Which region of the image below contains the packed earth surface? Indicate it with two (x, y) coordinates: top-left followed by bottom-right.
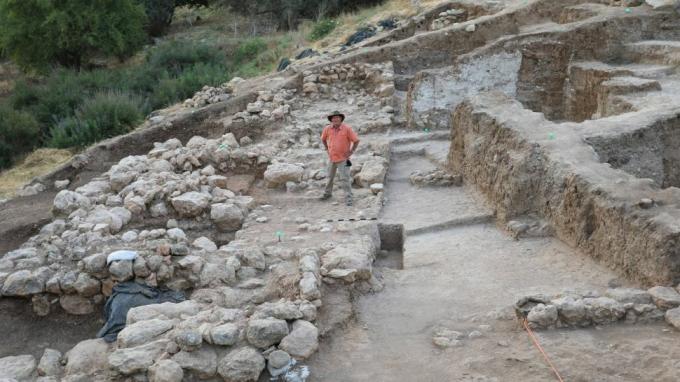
(3, 0), (680, 381)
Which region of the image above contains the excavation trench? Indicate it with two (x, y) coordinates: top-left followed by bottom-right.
(307, 135), (680, 381)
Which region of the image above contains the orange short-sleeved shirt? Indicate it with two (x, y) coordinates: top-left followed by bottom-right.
(321, 123), (359, 163)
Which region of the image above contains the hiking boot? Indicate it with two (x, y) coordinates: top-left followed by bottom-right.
(345, 198), (353, 206)
(319, 194), (331, 201)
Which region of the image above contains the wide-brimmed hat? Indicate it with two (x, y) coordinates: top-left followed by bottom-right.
(327, 111), (345, 122)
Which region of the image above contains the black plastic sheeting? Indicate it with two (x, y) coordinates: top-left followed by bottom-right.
(344, 27), (376, 46)
(97, 281), (185, 343)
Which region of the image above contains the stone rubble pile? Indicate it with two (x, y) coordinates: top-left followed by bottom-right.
(301, 62), (395, 99)
(183, 77), (244, 109)
(409, 169), (462, 187)
(234, 88), (298, 124)
(516, 286), (680, 330)
(430, 8), (468, 30)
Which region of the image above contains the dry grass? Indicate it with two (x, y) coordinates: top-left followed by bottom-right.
(0, 148), (73, 198)
(314, 0), (448, 49)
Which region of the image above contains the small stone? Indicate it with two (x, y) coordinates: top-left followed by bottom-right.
(465, 23), (476, 32)
(256, 217), (269, 223)
(639, 198), (654, 208)
(369, 183), (384, 195)
(109, 260), (134, 282)
(468, 330), (483, 339)
(60, 295), (93, 315)
(54, 179), (70, 189)
(32, 295), (51, 316)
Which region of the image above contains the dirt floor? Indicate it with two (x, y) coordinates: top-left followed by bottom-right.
(0, 298), (102, 359)
(306, 139), (680, 381)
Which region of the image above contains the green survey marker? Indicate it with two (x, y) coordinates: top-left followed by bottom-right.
(423, 128), (431, 133)
(548, 132), (556, 140)
(275, 231), (284, 242)
(218, 144), (228, 150)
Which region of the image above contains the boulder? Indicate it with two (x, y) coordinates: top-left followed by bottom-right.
(320, 242), (375, 281)
(53, 190), (91, 215)
(172, 347), (217, 379)
(267, 350), (291, 377)
(246, 318), (289, 348)
(583, 297), (626, 324)
(73, 273), (100, 297)
(37, 349), (62, 376)
(648, 286), (680, 309)
(551, 296), (587, 326)
(527, 303), (558, 328)
(211, 203), (245, 232)
(278, 320), (319, 359)
(605, 288), (652, 305)
(149, 359), (184, 382)
(109, 261), (134, 282)
(0, 355), (36, 380)
(217, 347), (265, 382)
(175, 329), (203, 352)
(60, 295), (94, 315)
(665, 307), (680, 329)
(210, 323), (240, 346)
(354, 158), (387, 187)
(2, 269), (49, 296)
(117, 319), (175, 348)
(264, 163), (304, 188)
(193, 237), (217, 252)
(64, 339), (110, 376)
(108, 339), (169, 375)
(171, 192), (211, 217)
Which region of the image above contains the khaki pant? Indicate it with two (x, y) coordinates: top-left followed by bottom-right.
(324, 160), (353, 201)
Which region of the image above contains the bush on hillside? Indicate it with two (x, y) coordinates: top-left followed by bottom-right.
(47, 92), (143, 148)
(309, 19), (338, 41)
(0, 0), (147, 71)
(147, 41), (226, 75)
(0, 106), (40, 168)
(233, 38), (268, 64)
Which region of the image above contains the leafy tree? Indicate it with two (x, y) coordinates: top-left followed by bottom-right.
(0, 0), (147, 71)
(138, 0), (212, 37)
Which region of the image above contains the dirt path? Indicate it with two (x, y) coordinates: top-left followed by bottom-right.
(307, 138), (680, 381)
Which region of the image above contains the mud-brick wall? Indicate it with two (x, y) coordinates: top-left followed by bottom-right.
(447, 100), (680, 285)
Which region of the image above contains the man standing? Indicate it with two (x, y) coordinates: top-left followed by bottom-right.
(320, 111), (360, 206)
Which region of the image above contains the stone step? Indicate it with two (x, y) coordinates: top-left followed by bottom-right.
(624, 40), (680, 66)
(599, 76), (662, 95)
(570, 61), (676, 79)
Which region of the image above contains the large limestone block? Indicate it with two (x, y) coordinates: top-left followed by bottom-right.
(354, 158), (387, 187)
(264, 163), (304, 188)
(0, 355), (37, 380)
(108, 339), (169, 375)
(64, 339), (110, 376)
(278, 320), (319, 359)
(171, 192), (211, 217)
(53, 190), (91, 215)
(117, 319), (175, 348)
(246, 318), (289, 348)
(217, 347), (265, 382)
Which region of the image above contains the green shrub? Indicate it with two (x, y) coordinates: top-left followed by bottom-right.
(48, 92), (143, 148)
(0, 0), (147, 72)
(148, 41), (226, 76)
(309, 19), (338, 41)
(0, 105), (40, 168)
(233, 38), (268, 64)
(149, 62), (230, 109)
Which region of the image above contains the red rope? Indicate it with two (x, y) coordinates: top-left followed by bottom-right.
(522, 319), (566, 382)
